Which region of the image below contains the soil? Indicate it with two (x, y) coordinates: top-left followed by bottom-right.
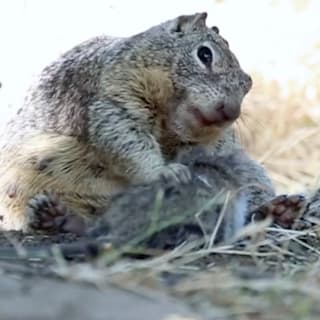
(0, 228), (320, 320)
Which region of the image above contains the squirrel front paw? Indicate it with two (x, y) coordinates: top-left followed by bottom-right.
(154, 163), (192, 184)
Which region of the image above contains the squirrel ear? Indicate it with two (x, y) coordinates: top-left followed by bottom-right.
(211, 26), (220, 34)
(168, 12), (208, 34)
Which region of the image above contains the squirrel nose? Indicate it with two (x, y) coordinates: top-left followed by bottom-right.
(240, 72), (253, 94)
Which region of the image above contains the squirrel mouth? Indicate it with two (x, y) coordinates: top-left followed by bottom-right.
(190, 107), (229, 127)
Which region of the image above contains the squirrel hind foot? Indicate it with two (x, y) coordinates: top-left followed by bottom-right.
(252, 194), (307, 229)
(26, 192), (87, 236)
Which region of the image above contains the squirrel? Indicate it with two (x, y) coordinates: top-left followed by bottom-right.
(0, 12), (304, 235)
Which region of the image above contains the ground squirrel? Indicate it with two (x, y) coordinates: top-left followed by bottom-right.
(0, 12), (304, 235)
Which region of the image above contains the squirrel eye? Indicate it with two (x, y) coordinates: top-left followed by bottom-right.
(197, 46), (213, 67)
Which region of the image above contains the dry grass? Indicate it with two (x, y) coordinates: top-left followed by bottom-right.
(52, 218), (320, 319)
(238, 62), (320, 194)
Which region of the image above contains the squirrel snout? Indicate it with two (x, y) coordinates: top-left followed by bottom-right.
(191, 100), (240, 127)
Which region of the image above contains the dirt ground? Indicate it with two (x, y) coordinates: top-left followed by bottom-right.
(0, 275), (198, 320)
(0, 219), (320, 320)
(0, 232), (198, 320)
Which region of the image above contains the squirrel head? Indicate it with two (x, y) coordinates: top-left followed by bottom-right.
(140, 12), (253, 144)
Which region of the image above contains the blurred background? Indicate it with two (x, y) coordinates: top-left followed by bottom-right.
(0, 0), (319, 193)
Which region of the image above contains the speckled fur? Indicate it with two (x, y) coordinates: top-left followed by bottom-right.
(0, 12), (265, 232)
